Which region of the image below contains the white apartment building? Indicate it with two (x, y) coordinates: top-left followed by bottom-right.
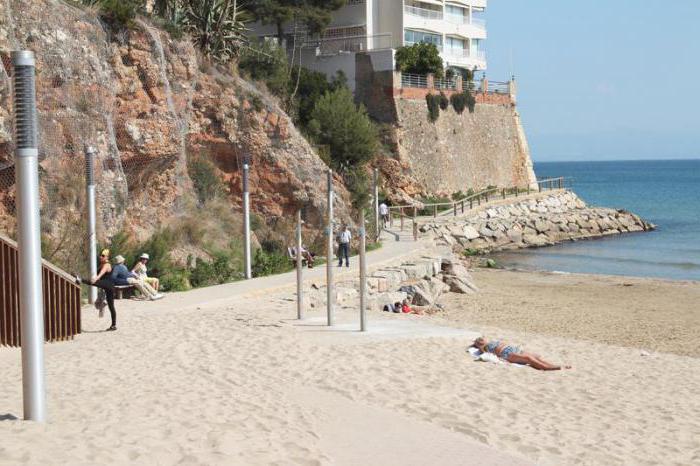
(250, 0), (487, 90)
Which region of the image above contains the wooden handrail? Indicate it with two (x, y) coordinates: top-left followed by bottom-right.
(1, 232), (82, 347)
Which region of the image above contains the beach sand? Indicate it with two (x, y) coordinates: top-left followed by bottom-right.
(1, 269), (699, 465)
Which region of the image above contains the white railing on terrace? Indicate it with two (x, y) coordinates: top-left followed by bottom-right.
(310, 33), (393, 55)
(487, 80), (510, 93)
(475, 50), (486, 61)
(445, 14), (468, 25)
(434, 77), (458, 90)
(401, 73), (429, 89)
(404, 4), (443, 20)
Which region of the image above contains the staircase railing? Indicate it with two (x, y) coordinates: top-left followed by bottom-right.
(1, 232), (81, 348)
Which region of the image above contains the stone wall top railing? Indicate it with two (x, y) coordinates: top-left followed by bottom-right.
(394, 72), (517, 104)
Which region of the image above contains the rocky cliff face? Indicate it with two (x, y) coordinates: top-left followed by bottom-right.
(0, 0), (350, 244)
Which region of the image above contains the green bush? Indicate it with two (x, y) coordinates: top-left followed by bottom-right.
(439, 92), (449, 110)
(343, 166), (371, 210)
(252, 248), (292, 277)
(450, 91), (476, 115)
(308, 87), (378, 170)
(187, 154), (224, 204)
(189, 252), (240, 287)
(292, 68), (345, 127)
(238, 41), (290, 98)
(81, 0), (141, 28)
(426, 94), (440, 122)
(394, 43), (444, 78)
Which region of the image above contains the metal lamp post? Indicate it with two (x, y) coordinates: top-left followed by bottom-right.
(13, 50), (46, 422)
(84, 146), (97, 303)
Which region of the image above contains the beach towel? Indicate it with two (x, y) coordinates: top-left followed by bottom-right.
(467, 347), (525, 367)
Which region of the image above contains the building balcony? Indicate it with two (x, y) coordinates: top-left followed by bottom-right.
(404, 4), (443, 20)
(403, 5), (445, 33)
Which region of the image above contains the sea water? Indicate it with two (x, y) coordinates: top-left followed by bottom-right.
(495, 159), (700, 281)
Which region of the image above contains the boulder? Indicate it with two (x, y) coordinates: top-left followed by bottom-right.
(506, 228), (523, 243)
(443, 275), (478, 294)
(534, 219), (550, 233)
(463, 225), (480, 240)
(398, 284), (433, 306)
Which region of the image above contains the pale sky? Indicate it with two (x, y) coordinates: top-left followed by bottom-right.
(486, 0), (700, 161)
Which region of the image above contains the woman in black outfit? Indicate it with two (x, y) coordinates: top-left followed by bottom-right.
(77, 248), (118, 331)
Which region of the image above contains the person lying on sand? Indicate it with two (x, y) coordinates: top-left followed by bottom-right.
(470, 337), (571, 371)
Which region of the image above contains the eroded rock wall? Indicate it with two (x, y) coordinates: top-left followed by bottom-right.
(0, 0), (350, 243)
(394, 99), (537, 196)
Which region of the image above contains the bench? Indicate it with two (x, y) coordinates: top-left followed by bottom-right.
(114, 284), (135, 300)
(287, 247), (308, 266)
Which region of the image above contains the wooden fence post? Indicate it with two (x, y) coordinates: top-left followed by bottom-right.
(433, 204), (437, 218)
(400, 207), (404, 231)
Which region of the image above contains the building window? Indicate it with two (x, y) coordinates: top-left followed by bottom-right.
(404, 29), (443, 48)
(445, 5), (467, 23)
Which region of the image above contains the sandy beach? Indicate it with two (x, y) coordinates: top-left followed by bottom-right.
(1, 265), (699, 465)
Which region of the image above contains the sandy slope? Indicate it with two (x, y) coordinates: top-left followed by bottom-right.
(1, 270), (699, 465)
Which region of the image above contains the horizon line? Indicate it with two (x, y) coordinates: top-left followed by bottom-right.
(533, 157), (700, 163)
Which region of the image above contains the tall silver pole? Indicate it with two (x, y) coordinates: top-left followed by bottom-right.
(373, 168), (379, 240)
(296, 209), (303, 320)
(359, 209), (367, 332)
(326, 169), (334, 326)
(85, 146), (97, 304)
(13, 50), (46, 422)
(243, 162), (251, 279)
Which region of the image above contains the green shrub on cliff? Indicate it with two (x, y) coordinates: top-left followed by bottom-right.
(308, 87), (378, 170)
(439, 92), (449, 111)
(79, 0), (142, 28)
(450, 90), (476, 115)
(426, 94), (441, 122)
(187, 153), (224, 205)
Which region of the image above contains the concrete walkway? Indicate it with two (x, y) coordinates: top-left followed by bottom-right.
(119, 231), (433, 314)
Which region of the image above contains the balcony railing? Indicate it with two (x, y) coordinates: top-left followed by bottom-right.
(472, 17), (486, 29)
(310, 33), (393, 55)
(404, 5), (443, 20)
(487, 80), (510, 94)
(434, 77), (458, 90)
(401, 73), (428, 89)
(443, 47), (470, 59)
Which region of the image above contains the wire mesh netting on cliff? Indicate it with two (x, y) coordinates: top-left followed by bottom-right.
(0, 12), (197, 275)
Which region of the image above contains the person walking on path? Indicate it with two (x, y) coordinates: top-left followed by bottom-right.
(379, 202), (389, 228)
(337, 225), (351, 267)
(76, 249), (118, 331)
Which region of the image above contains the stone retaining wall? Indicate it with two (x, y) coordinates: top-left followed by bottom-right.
(421, 191), (655, 252)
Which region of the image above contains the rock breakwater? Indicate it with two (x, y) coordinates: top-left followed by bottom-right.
(421, 191), (655, 253)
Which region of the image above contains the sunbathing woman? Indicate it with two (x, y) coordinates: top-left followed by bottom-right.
(471, 337), (571, 371)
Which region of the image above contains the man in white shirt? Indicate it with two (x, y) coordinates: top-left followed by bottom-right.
(337, 225), (352, 267)
(379, 202), (389, 228)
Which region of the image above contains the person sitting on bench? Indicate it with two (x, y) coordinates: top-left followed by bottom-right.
(112, 255), (163, 301)
(132, 253), (160, 292)
(291, 245), (315, 268)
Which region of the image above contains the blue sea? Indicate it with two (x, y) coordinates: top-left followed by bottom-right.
(495, 159), (700, 281)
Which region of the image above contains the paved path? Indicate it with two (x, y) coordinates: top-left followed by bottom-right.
(123, 231), (433, 314)
(116, 190), (564, 313)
